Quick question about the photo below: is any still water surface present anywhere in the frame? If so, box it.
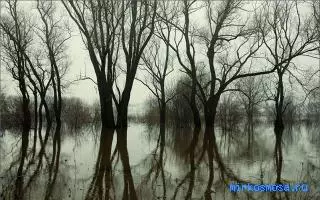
[0,123,320,199]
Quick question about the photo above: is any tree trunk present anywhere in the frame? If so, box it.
[16,77,30,199]
[204,96,219,129]
[274,73,285,131]
[38,102,43,145]
[160,101,166,126]
[21,85,31,135]
[116,79,134,128]
[97,74,115,129]
[190,90,201,128]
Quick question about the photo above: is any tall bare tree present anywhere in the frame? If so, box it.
[137,38,174,126]
[62,0,122,129]
[114,0,158,127]
[256,0,319,185]
[159,0,277,130]
[237,76,265,124]
[36,0,70,196]
[136,0,176,127]
[199,0,277,130]
[157,0,202,128]
[137,39,174,125]
[257,0,319,131]
[1,0,55,155]
[0,0,32,135]
[0,1,33,198]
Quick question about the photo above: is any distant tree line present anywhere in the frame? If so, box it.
[0,93,96,130]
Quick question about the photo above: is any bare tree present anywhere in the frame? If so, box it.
[236,76,265,152]
[237,76,265,124]
[199,0,278,130]
[0,0,32,135]
[137,36,174,125]
[135,1,177,126]
[36,1,70,188]
[257,0,320,131]
[114,0,158,128]
[0,2,34,198]
[160,0,277,130]
[62,0,122,129]
[256,0,319,185]
[157,0,202,128]
[1,0,56,157]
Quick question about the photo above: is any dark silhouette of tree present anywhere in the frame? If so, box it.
[256,0,319,131]
[159,0,277,130]
[62,0,122,129]
[157,0,202,128]
[115,0,158,128]
[237,76,265,124]
[136,36,175,125]
[1,0,55,163]
[0,0,32,136]
[36,0,70,172]
[199,0,278,130]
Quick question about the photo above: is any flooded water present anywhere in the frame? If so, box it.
[0,123,320,200]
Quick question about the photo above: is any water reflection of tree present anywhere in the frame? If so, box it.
[137,124,167,199]
[85,128,115,200]
[0,128,64,200]
[203,128,246,200]
[172,127,201,200]
[169,126,250,200]
[116,128,138,200]
[80,127,142,200]
[272,124,320,200]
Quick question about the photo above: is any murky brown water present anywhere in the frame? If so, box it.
[0,123,320,200]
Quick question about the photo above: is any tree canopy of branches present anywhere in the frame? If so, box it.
[62,0,123,129]
[256,0,320,131]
